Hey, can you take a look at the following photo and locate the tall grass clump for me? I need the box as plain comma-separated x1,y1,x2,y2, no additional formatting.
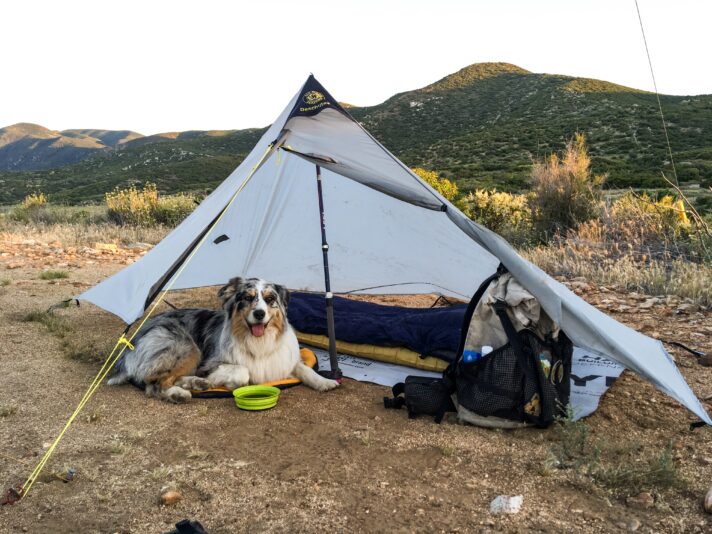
106,183,196,226
530,133,605,240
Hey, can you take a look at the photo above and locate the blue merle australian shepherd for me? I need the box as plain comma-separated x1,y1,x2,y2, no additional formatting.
108,277,339,402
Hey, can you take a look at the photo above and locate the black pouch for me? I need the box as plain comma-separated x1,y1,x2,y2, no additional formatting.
384,375,455,423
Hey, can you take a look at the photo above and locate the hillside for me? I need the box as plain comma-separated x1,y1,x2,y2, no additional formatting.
348,63,712,191
1,62,712,202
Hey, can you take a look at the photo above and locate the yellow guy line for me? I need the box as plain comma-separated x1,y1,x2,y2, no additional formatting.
20,143,275,499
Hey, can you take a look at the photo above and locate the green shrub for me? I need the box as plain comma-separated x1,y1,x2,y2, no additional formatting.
106,183,196,226
24,192,48,209
467,188,532,244
593,445,682,494
694,194,712,215
530,133,605,240
547,414,684,496
23,309,68,336
39,270,69,280
10,192,50,223
152,193,196,226
412,167,470,214
106,183,159,225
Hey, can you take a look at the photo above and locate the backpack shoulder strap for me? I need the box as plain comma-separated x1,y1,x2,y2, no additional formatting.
455,263,508,361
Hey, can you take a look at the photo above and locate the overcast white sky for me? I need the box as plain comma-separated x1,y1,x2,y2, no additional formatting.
1,0,710,135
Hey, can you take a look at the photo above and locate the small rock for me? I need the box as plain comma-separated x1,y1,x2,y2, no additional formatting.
704,486,712,513
6,262,23,269
699,354,712,367
639,298,659,309
627,518,641,531
626,492,654,509
676,303,698,314
489,495,523,514
160,490,182,506
125,242,152,251
93,242,118,252
698,457,712,466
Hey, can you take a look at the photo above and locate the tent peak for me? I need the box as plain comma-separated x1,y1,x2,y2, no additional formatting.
287,75,350,121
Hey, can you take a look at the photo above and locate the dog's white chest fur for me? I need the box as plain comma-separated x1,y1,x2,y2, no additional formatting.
221,325,301,383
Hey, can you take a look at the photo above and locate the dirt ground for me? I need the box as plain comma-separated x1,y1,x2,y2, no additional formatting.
1,238,711,533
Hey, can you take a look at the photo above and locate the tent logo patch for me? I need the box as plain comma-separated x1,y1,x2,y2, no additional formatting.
303,91,325,105
287,75,348,119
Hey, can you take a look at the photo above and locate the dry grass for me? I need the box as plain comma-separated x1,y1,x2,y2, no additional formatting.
524,244,712,305
0,218,168,248
39,269,69,280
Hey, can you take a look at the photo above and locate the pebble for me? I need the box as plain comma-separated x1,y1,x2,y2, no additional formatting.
626,492,654,509
699,354,712,367
160,490,182,505
627,518,641,531
490,495,523,514
704,487,712,513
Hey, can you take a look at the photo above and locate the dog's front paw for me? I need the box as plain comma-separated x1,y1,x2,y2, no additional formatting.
190,377,212,391
218,369,250,390
314,377,340,392
166,387,192,404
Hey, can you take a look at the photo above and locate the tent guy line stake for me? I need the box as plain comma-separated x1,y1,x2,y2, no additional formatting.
315,164,341,379
19,143,277,500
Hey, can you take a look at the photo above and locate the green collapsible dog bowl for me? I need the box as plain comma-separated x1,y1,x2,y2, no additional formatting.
233,385,280,411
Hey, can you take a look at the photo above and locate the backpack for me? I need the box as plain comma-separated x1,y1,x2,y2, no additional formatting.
385,265,572,428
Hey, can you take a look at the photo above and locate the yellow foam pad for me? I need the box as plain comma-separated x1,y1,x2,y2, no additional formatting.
192,348,317,397
295,332,448,372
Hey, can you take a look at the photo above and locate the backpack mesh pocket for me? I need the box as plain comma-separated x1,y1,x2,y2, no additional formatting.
455,330,570,425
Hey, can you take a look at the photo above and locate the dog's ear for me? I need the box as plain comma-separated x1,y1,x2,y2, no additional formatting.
274,284,290,310
218,277,243,303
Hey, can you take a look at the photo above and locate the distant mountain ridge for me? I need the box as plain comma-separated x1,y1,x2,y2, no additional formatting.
0,123,241,171
1,62,711,203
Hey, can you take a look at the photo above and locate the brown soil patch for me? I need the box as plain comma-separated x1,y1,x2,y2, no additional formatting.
1,240,711,533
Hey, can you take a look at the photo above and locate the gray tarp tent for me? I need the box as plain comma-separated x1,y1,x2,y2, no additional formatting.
78,75,711,425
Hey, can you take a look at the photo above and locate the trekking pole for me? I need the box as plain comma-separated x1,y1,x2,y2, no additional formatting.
315,164,342,379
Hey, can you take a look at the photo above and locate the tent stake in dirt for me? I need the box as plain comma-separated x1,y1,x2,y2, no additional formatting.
315,163,341,379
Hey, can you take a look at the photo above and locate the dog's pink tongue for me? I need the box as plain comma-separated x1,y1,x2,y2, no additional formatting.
251,324,266,337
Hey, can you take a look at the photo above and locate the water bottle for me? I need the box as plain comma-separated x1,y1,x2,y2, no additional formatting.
463,345,493,364
462,349,481,364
